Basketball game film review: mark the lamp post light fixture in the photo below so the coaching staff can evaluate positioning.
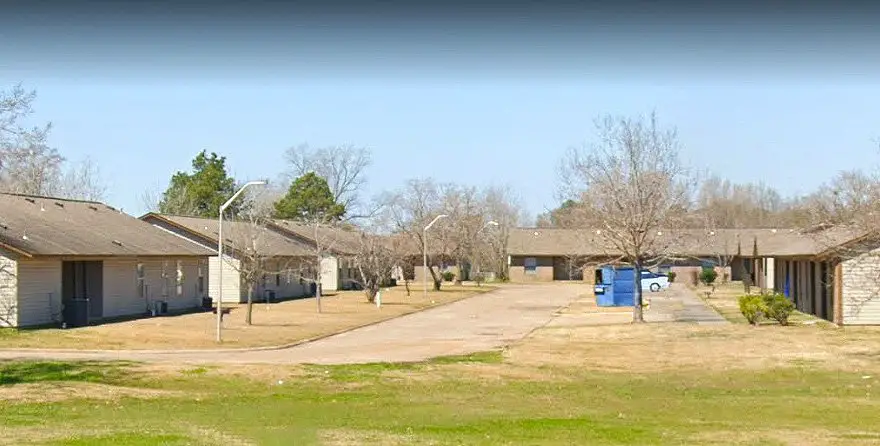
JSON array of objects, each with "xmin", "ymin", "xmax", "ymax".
[
  {"xmin": 216, "ymin": 180, "xmax": 267, "ymax": 343},
  {"xmin": 423, "ymin": 214, "xmax": 448, "ymax": 299}
]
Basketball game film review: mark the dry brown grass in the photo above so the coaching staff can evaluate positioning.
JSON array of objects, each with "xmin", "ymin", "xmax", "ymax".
[
  {"xmin": 691, "ymin": 429, "xmax": 880, "ymax": 446},
  {"xmin": 0, "ymin": 285, "xmax": 491, "ymax": 350},
  {"xmin": 506, "ymin": 290, "xmax": 880, "ymax": 374},
  {"xmin": 318, "ymin": 428, "xmax": 429, "ymax": 446},
  {"xmin": 0, "ymin": 381, "xmax": 186, "ymax": 403}
]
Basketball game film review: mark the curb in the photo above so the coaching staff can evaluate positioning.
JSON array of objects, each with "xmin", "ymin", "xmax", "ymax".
[{"xmin": 0, "ymin": 288, "xmax": 495, "ymax": 356}]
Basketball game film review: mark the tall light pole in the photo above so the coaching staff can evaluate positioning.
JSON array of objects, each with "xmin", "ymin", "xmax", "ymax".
[
  {"xmin": 217, "ymin": 180, "xmax": 267, "ymax": 343},
  {"xmin": 474, "ymin": 221, "xmax": 499, "ymax": 280},
  {"xmin": 423, "ymin": 214, "xmax": 448, "ymax": 299}
]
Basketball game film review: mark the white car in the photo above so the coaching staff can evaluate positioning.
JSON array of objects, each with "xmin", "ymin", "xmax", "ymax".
[{"xmin": 640, "ymin": 271, "xmax": 670, "ymax": 292}]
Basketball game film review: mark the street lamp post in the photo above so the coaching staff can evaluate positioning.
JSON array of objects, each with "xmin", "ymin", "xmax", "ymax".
[
  {"xmin": 217, "ymin": 180, "xmax": 267, "ymax": 343},
  {"xmin": 423, "ymin": 214, "xmax": 448, "ymax": 299}
]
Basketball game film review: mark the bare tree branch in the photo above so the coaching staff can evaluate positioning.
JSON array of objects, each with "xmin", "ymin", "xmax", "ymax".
[
  {"xmin": 559, "ymin": 111, "xmax": 695, "ymax": 322},
  {"xmin": 284, "ymin": 143, "xmax": 372, "ymax": 214}
]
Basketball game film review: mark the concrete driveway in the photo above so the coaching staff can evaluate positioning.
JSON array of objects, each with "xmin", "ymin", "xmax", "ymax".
[{"xmin": 0, "ymin": 283, "xmax": 586, "ymax": 365}]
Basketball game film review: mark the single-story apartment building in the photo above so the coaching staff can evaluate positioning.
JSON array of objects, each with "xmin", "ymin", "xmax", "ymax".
[
  {"xmin": 265, "ymin": 219, "xmax": 364, "ymax": 292},
  {"xmin": 508, "ymin": 225, "xmax": 880, "ymax": 325},
  {"xmin": 0, "ymin": 193, "xmax": 215, "ymax": 328},
  {"xmin": 141, "ymin": 213, "xmax": 314, "ymax": 303},
  {"xmin": 506, "ymin": 227, "xmax": 749, "ymax": 283}
]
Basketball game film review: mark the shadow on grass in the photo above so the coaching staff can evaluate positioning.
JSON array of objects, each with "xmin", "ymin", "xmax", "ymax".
[{"xmin": 0, "ymin": 360, "xmax": 135, "ymax": 386}]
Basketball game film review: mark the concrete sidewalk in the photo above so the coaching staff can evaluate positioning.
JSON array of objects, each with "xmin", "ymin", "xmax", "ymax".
[{"xmin": 0, "ymin": 283, "xmax": 587, "ymax": 365}]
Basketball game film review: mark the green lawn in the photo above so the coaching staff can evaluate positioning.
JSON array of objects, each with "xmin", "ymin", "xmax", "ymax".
[{"xmin": 1, "ymin": 353, "xmax": 879, "ymax": 445}]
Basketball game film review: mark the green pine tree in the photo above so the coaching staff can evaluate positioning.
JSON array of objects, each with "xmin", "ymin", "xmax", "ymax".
[
  {"xmin": 273, "ymin": 172, "xmax": 346, "ymax": 222},
  {"xmin": 158, "ymin": 150, "xmax": 238, "ymax": 217}
]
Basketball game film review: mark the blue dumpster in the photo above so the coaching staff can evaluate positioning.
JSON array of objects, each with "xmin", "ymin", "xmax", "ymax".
[{"xmin": 594, "ymin": 265, "xmax": 641, "ymax": 307}]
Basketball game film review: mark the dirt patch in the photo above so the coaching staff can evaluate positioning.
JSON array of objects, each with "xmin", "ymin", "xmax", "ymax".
[
  {"xmin": 318, "ymin": 428, "xmax": 432, "ymax": 446},
  {"xmin": 131, "ymin": 362, "xmax": 311, "ymax": 385},
  {"xmin": 691, "ymin": 428, "xmax": 880, "ymax": 445},
  {"xmin": 184, "ymin": 426, "xmax": 256, "ymax": 446},
  {"xmin": 0, "ymin": 381, "xmax": 187, "ymax": 403}
]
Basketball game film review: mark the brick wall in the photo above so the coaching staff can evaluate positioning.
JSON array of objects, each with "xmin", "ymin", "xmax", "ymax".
[{"xmin": 509, "ymin": 256, "xmax": 554, "ymax": 282}]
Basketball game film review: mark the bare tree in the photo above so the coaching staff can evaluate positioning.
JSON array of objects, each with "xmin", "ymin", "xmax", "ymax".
[
  {"xmin": 438, "ymin": 183, "xmax": 485, "ymax": 284},
  {"xmin": 221, "ymin": 191, "xmax": 306, "ymax": 325},
  {"xmin": 57, "ymin": 157, "xmax": 107, "ymax": 201},
  {"xmin": 559, "ymin": 111, "xmax": 694, "ymax": 322},
  {"xmin": 0, "ymin": 84, "xmax": 107, "ymax": 200},
  {"xmin": 0, "ymin": 84, "xmax": 61, "ymax": 196},
  {"xmin": 352, "ymin": 226, "xmax": 403, "ymax": 302},
  {"xmin": 270, "ymin": 213, "xmax": 357, "ymax": 313},
  {"xmin": 284, "ymin": 143, "xmax": 372, "ymax": 217},
  {"xmin": 480, "ymin": 185, "xmax": 524, "ymax": 280},
  {"xmin": 385, "ymin": 178, "xmax": 449, "ymax": 291}
]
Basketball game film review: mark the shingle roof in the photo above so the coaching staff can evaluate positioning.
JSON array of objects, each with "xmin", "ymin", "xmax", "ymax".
[
  {"xmin": 0, "ymin": 193, "xmax": 214, "ymax": 257},
  {"xmin": 143, "ymin": 214, "xmax": 314, "ymax": 257},
  {"xmin": 267, "ymin": 219, "xmax": 364, "ymax": 255},
  {"xmin": 507, "ymin": 227, "xmax": 863, "ymax": 258}
]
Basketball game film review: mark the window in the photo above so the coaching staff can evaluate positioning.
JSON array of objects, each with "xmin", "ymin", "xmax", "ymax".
[
  {"xmin": 276, "ymin": 273, "xmax": 281, "ymax": 287},
  {"xmin": 161, "ymin": 261, "xmax": 169, "ymax": 297},
  {"xmin": 176, "ymin": 260, "xmax": 184, "ymax": 296},
  {"xmin": 136, "ymin": 263, "xmax": 145, "ymax": 298},
  {"xmin": 524, "ymin": 257, "xmax": 537, "ymax": 274},
  {"xmin": 197, "ymin": 262, "xmax": 205, "ymax": 295}
]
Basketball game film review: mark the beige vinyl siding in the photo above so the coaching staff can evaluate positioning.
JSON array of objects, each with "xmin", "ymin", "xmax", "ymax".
[
  {"xmin": 102, "ymin": 258, "xmax": 147, "ymax": 318},
  {"xmin": 167, "ymin": 258, "xmax": 202, "ymax": 311},
  {"xmin": 320, "ymin": 256, "xmax": 339, "ymax": 292},
  {"xmin": 260, "ymin": 258, "xmax": 307, "ymax": 299},
  {"xmin": 841, "ymin": 249, "xmax": 880, "ymax": 325},
  {"xmin": 15, "ymin": 259, "xmax": 63, "ymax": 327},
  {"xmin": 0, "ymin": 254, "xmax": 19, "ymax": 327},
  {"xmin": 209, "ymin": 255, "xmax": 242, "ymax": 303}
]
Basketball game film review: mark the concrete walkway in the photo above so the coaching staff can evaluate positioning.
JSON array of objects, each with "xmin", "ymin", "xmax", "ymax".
[
  {"xmin": 647, "ymin": 283, "xmax": 728, "ymax": 325},
  {"xmin": 0, "ymin": 283, "xmax": 586, "ymax": 365}
]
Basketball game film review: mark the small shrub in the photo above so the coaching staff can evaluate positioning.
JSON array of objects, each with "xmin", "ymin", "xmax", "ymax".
[
  {"xmin": 738, "ymin": 294, "xmax": 767, "ymax": 326},
  {"xmin": 441, "ymin": 271, "xmax": 455, "ymax": 282},
  {"xmin": 667, "ymin": 271, "xmax": 676, "ymax": 283},
  {"xmin": 700, "ymin": 268, "xmax": 718, "ymax": 285},
  {"xmin": 762, "ymin": 292, "xmax": 795, "ymax": 326}
]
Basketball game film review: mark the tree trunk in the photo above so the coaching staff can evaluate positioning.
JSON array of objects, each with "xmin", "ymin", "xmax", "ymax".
[
  {"xmin": 316, "ymin": 280, "xmax": 322, "ymax": 314},
  {"xmin": 633, "ymin": 260, "xmax": 645, "ymax": 323},
  {"xmin": 365, "ymin": 283, "xmax": 379, "ymax": 302},
  {"xmin": 246, "ymin": 286, "xmax": 254, "ymax": 325},
  {"xmin": 428, "ymin": 265, "xmax": 442, "ymax": 291},
  {"xmin": 404, "ymin": 279, "xmax": 411, "ymax": 296}
]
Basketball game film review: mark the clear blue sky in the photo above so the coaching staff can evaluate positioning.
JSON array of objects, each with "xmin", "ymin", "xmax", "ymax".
[{"xmin": 2, "ymin": 1, "xmax": 878, "ymax": 221}]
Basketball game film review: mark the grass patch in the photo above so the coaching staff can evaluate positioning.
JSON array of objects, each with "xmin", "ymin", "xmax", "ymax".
[
  {"xmin": 0, "ymin": 360, "xmax": 131, "ymax": 386},
  {"xmin": 48, "ymin": 433, "xmax": 196, "ymax": 446},
  {"xmin": 428, "ymin": 350, "xmax": 504, "ymax": 364},
  {"xmin": 1, "ymin": 360, "xmax": 878, "ymax": 445}
]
